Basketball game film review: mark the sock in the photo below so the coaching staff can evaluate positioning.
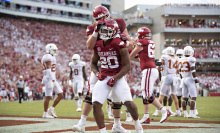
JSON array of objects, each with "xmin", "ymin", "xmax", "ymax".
[
  {"xmin": 190, "ymin": 110, "xmax": 194, "ymax": 115},
  {"xmin": 114, "ymin": 117, "xmax": 121, "ymax": 126},
  {"xmin": 159, "ymin": 107, "xmax": 166, "ymax": 114},
  {"xmin": 183, "ymin": 110, "xmax": 188, "ymax": 115},
  {"xmin": 50, "ymin": 106, "xmax": 54, "ymax": 110},
  {"xmin": 44, "ymin": 112, "xmax": 48, "ymax": 115},
  {"xmin": 79, "ymin": 115, "xmax": 87, "ymax": 125},
  {"xmin": 176, "ymin": 110, "xmax": 180, "ymax": 114},
  {"xmin": 100, "ymin": 127, "xmax": 106, "ymax": 132},
  {"xmin": 133, "ymin": 119, "xmax": 142, "ymax": 130},
  {"xmin": 126, "ymin": 112, "xmax": 131, "ymax": 117},
  {"xmin": 155, "ymin": 109, "xmax": 159, "ymax": 113},
  {"xmin": 167, "ymin": 106, "xmax": 171, "ymax": 111},
  {"xmin": 75, "ymin": 100, "xmax": 79, "ymax": 107},
  {"xmin": 144, "ymin": 113, "xmax": 149, "ymax": 118}
]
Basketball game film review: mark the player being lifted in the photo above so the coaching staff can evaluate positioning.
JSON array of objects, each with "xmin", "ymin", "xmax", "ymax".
[
  {"xmin": 130, "ymin": 27, "xmax": 170, "ymax": 124},
  {"xmin": 72, "ymin": 5, "xmax": 133, "ymax": 133},
  {"xmin": 179, "ymin": 46, "xmax": 199, "ymax": 118},
  {"xmin": 91, "ymin": 19, "xmax": 143, "ymax": 133},
  {"xmin": 158, "ymin": 47, "xmax": 181, "ymax": 116},
  {"xmin": 41, "ymin": 43, "xmax": 63, "ymax": 118},
  {"xmin": 69, "ymin": 54, "xmax": 87, "ymax": 112}
]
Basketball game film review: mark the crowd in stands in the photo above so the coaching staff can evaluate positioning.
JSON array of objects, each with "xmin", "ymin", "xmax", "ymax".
[{"xmin": 197, "ymin": 72, "xmax": 220, "ymax": 91}]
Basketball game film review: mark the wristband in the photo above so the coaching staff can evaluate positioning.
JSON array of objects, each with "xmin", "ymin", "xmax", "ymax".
[{"xmin": 92, "ymin": 31, "xmax": 98, "ymax": 38}]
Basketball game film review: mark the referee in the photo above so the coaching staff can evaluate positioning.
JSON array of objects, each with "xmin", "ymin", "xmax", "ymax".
[{"xmin": 16, "ymin": 76, "xmax": 25, "ymax": 104}]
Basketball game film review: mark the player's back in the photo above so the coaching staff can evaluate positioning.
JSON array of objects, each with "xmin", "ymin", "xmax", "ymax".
[
  {"xmin": 137, "ymin": 38, "xmax": 156, "ymax": 71},
  {"xmin": 162, "ymin": 55, "xmax": 178, "ymax": 75},
  {"xmin": 69, "ymin": 61, "xmax": 86, "ymax": 80},
  {"xmin": 180, "ymin": 56, "xmax": 196, "ymax": 78}
]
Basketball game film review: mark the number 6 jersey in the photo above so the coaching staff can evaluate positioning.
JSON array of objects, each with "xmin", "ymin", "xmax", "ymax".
[
  {"xmin": 137, "ymin": 38, "xmax": 156, "ymax": 71},
  {"xmin": 94, "ymin": 37, "xmax": 126, "ymax": 76}
]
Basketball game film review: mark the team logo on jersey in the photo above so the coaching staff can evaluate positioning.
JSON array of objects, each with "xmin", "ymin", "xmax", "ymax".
[
  {"xmin": 97, "ymin": 47, "xmax": 101, "ymax": 51},
  {"xmin": 119, "ymin": 41, "xmax": 124, "ymax": 46}
]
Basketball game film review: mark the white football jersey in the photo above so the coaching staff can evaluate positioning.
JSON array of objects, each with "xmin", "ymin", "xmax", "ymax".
[
  {"xmin": 161, "ymin": 55, "xmax": 179, "ymax": 75},
  {"xmin": 179, "ymin": 56, "xmax": 196, "ymax": 78},
  {"xmin": 41, "ymin": 54, "xmax": 57, "ymax": 78},
  {"xmin": 69, "ymin": 61, "xmax": 86, "ymax": 80}
]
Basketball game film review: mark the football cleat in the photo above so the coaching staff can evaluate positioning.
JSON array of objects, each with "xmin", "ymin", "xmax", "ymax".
[
  {"xmin": 152, "ymin": 111, "xmax": 159, "ymax": 117},
  {"xmin": 72, "ymin": 123, "xmax": 85, "ymax": 132},
  {"xmin": 160, "ymin": 110, "xmax": 171, "ymax": 123},
  {"xmin": 112, "ymin": 125, "xmax": 131, "ymax": 133},
  {"xmin": 48, "ymin": 108, "xmax": 57, "ymax": 118},
  {"xmin": 140, "ymin": 117, "xmax": 150, "ymax": 124},
  {"xmin": 194, "ymin": 109, "xmax": 198, "ymax": 115},
  {"xmin": 188, "ymin": 114, "xmax": 200, "ymax": 118},
  {"xmin": 42, "ymin": 113, "xmax": 54, "ymax": 119},
  {"xmin": 170, "ymin": 112, "xmax": 181, "ymax": 117},
  {"xmin": 125, "ymin": 116, "xmax": 133, "ymax": 122},
  {"xmin": 76, "ymin": 107, "xmax": 82, "ymax": 112}
]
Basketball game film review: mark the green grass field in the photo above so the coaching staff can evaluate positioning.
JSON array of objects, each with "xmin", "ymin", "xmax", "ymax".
[{"xmin": 0, "ymin": 97, "xmax": 220, "ymax": 121}]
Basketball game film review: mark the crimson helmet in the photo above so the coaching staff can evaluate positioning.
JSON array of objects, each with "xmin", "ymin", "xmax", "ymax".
[
  {"xmin": 99, "ymin": 19, "xmax": 118, "ymax": 41},
  {"xmin": 137, "ymin": 27, "xmax": 151, "ymax": 39},
  {"xmin": 93, "ymin": 5, "xmax": 110, "ymax": 21}
]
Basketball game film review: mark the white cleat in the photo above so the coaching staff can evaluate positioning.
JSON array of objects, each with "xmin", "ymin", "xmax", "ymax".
[
  {"xmin": 184, "ymin": 113, "xmax": 189, "ymax": 118},
  {"xmin": 169, "ymin": 110, "xmax": 175, "ymax": 115},
  {"xmin": 188, "ymin": 114, "xmax": 200, "ymax": 118},
  {"xmin": 76, "ymin": 107, "xmax": 82, "ymax": 112},
  {"xmin": 170, "ymin": 112, "xmax": 181, "ymax": 117},
  {"xmin": 160, "ymin": 110, "xmax": 171, "ymax": 123},
  {"xmin": 72, "ymin": 124, "xmax": 85, "ymax": 132},
  {"xmin": 108, "ymin": 114, "xmax": 114, "ymax": 119},
  {"xmin": 48, "ymin": 108, "xmax": 57, "ymax": 118},
  {"xmin": 194, "ymin": 109, "xmax": 198, "ymax": 115},
  {"xmin": 42, "ymin": 113, "xmax": 54, "ymax": 119},
  {"xmin": 112, "ymin": 125, "xmax": 131, "ymax": 133},
  {"xmin": 125, "ymin": 116, "xmax": 133, "ymax": 122},
  {"xmin": 152, "ymin": 111, "xmax": 159, "ymax": 117}
]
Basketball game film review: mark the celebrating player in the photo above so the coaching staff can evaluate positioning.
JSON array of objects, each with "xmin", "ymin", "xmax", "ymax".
[
  {"xmin": 179, "ymin": 46, "xmax": 199, "ymax": 118},
  {"xmin": 69, "ymin": 54, "xmax": 87, "ymax": 112},
  {"xmin": 91, "ymin": 19, "xmax": 143, "ymax": 133},
  {"xmin": 41, "ymin": 43, "xmax": 63, "ymax": 118},
  {"xmin": 130, "ymin": 27, "xmax": 170, "ymax": 124}
]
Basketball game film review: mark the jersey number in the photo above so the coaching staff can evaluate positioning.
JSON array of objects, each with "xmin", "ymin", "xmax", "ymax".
[
  {"xmin": 181, "ymin": 61, "xmax": 190, "ymax": 72},
  {"xmin": 148, "ymin": 44, "xmax": 155, "ymax": 58},
  {"xmin": 100, "ymin": 56, "xmax": 119, "ymax": 69},
  {"xmin": 168, "ymin": 59, "xmax": 178, "ymax": 69},
  {"xmin": 74, "ymin": 69, "xmax": 78, "ymax": 75},
  {"xmin": 42, "ymin": 63, "xmax": 56, "ymax": 72}
]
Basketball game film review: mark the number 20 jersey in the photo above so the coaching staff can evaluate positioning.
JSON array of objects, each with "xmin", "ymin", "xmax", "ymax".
[
  {"xmin": 94, "ymin": 37, "xmax": 126, "ymax": 76},
  {"xmin": 137, "ymin": 38, "xmax": 156, "ymax": 71},
  {"xmin": 179, "ymin": 56, "xmax": 196, "ymax": 78}
]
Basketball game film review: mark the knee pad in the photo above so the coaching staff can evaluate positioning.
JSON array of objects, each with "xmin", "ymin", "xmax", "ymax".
[
  {"xmin": 112, "ymin": 103, "xmax": 122, "ymax": 109},
  {"xmin": 142, "ymin": 97, "xmax": 149, "ymax": 104},
  {"xmin": 148, "ymin": 96, "xmax": 155, "ymax": 103},
  {"xmin": 75, "ymin": 96, "xmax": 79, "ymax": 100},
  {"xmin": 83, "ymin": 96, "xmax": 92, "ymax": 105}
]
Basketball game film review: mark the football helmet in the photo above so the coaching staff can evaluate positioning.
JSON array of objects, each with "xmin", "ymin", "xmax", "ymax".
[
  {"xmin": 99, "ymin": 19, "xmax": 118, "ymax": 41},
  {"xmin": 72, "ymin": 54, "xmax": 80, "ymax": 64},
  {"xmin": 137, "ymin": 27, "xmax": 151, "ymax": 40},
  {"xmin": 93, "ymin": 5, "xmax": 110, "ymax": 21},
  {"xmin": 162, "ymin": 48, "xmax": 167, "ymax": 55},
  {"xmin": 184, "ymin": 46, "xmax": 194, "ymax": 57},
  {"xmin": 176, "ymin": 49, "xmax": 184, "ymax": 58},
  {"xmin": 166, "ymin": 47, "xmax": 175, "ymax": 55},
  {"xmin": 46, "ymin": 43, "xmax": 58, "ymax": 56}
]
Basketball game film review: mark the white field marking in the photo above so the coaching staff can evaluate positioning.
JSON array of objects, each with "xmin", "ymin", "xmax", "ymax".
[{"xmin": 0, "ymin": 117, "xmax": 219, "ymax": 133}]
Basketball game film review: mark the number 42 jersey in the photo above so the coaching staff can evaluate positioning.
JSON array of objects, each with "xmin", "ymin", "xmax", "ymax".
[{"xmin": 137, "ymin": 38, "xmax": 156, "ymax": 71}]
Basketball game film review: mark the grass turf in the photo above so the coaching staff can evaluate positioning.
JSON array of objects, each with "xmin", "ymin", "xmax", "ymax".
[{"xmin": 0, "ymin": 97, "xmax": 220, "ymax": 121}]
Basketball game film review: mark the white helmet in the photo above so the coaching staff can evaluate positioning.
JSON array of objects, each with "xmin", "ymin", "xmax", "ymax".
[
  {"xmin": 46, "ymin": 43, "xmax": 58, "ymax": 56},
  {"xmin": 166, "ymin": 47, "xmax": 175, "ymax": 55},
  {"xmin": 184, "ymin": 46, "xmax": 194, "ymax": 57},
  {"xmin": 176, "ymin": 49, "xmax": 184, "ymax": 58},
  {"xmin": 162, "ymin": 48, "xmax": 167, "ymax": 55},
  {"xmin": 72, "ymin": 54, "xmax": 80, "ymax": 64},
  {"xmin": 19, "ymin": 75, "xmax": 23, "ymax": 79}
]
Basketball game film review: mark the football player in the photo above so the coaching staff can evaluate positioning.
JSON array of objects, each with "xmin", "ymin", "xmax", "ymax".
[
  {"xmin": 72, "ymin": 5, "xmax": 132, "ymax": 133},
  {"xmin": 69, "ymin": 54, "xmax": 87, "ymax": 112},
  {"xmin": 91, "ymin": 19, "xmax": 143, "ymax": 133},
  {"xmin": 0, "ymin": 81, "xmax": 8, "ymax": 102},
  {"xmin": 130, "ymin": 27, "xmax": 170, "ymax": 124},
  {"xmin": 179, "ymin": 46, "xmax": 199, "ymax": 118},
  {"xmin": 158, "ymin": 47, "xmax": 181, "ymax": 116},
  {"xmin": 41, "ymin": 43, "xmax": 63, "ymax": 118}
]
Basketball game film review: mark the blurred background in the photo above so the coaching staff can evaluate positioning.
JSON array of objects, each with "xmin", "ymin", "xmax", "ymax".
[{"xmin": 0, "ymin": 0, "xmax": 219, "ymax": 102}]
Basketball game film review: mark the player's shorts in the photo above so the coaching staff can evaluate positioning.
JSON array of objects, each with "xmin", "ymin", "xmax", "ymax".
[
  {"xmin": 1, "ymin": 90, "xmax": 7, "ymax": 97},
  {"xmin": 176, "ymin": 78, "xmax": 182, "ymax": 96},
  {"xmin": 88, "ymin": 72, "xmax": 98, "ymax": 93},
  {"xmin": 141, "ymin": 68, "xmax": 158, "ymax": 99},
  {"xmin": 28, "ymin": 91, "xmax": 32, "ymax": 97},
  {"xmin": 45, "ymin": 81, "xmax": 63, "ymax": 96},
  {"xmin": 160, "ymin": 74, "xmax": 178, "ymax": 96},
  {"xmin": 182, "ymin": 77, "xmax": 197, "ymax": 98},
  {"xmin": 92, "ymin": 76, "xmax": 133, "ymax": 104},
  {"xmin": 10, "ymin": 92, "xmax": 15, "ymax": 97},
  {"xmin": 72, "ymin": 79, "xmax": 84, "ymax": 94}
]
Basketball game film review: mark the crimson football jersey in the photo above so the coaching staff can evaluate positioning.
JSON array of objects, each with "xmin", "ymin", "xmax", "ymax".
[
  {"xmin": 94, "ymin": 37, "xmax": 127, "ymax": 76},
  {"xmin": 137, "ymin": 38, "xmax": 156, "ymax": 71},
  {"xmin": 86, "ymin": 18, "xmax": 126, "ymax": 36}
]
